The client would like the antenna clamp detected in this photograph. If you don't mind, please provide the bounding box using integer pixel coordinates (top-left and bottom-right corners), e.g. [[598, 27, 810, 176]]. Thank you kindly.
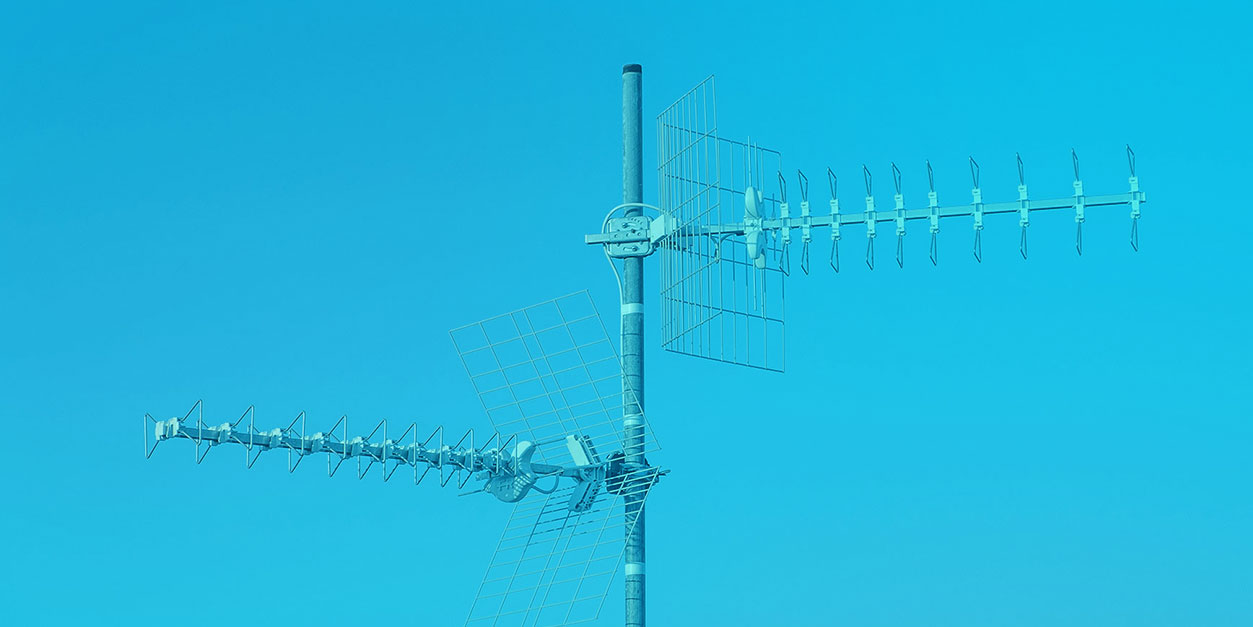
[[603, 216, 654, 257]]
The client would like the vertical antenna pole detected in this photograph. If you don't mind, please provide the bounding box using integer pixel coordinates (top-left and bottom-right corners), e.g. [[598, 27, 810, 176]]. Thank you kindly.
[[621, 62, 647, 627]]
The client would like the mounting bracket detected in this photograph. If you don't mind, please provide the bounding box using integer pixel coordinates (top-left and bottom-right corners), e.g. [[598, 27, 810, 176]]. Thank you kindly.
[[590, 216, 653, 258], [584, 214, 677, 258]]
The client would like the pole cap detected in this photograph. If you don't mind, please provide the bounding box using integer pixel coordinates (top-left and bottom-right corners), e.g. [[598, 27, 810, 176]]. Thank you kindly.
[[622, 63, 642, 74]]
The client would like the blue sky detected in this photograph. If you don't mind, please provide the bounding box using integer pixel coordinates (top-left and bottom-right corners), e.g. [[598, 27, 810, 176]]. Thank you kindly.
[[2, 2, 1250, 625]]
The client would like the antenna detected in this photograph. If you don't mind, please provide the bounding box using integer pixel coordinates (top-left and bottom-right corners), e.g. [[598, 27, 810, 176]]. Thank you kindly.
[[146, 291, 664, 626], [146, 67, 1146, 627], [590, 75, 1147, 375]]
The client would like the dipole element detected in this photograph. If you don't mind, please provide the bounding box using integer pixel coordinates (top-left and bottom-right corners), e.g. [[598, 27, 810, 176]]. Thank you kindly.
[[621, 63, 647, 627]]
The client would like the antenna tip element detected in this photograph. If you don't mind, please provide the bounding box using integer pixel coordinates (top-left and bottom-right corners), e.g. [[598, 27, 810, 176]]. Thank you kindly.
[[622, 63, 642, 74]]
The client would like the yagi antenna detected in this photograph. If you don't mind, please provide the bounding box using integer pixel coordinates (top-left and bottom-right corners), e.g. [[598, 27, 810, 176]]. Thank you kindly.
[[589, 74, 1147, 373], [146, 291, 664, 626]]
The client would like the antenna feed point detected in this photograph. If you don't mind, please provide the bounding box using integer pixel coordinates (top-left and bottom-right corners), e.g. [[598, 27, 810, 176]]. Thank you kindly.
[[485, 440, 538, 503], [744, 186, 768, 269]]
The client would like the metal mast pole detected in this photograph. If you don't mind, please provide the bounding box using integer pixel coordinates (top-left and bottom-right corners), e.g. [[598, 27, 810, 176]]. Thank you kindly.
[[621, 62, 646, 627]]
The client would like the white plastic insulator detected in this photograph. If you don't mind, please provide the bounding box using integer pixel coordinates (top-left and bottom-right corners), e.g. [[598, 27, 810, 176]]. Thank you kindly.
[[1129, 176, 1141, 218], [971, 188, 984, 231], [1018, 184, 1030, 227], [928, 191, 940, 234], [894, 193, 905, 236], [830, 199, 841, 241], [1073, 180, 1086, 223], [800, 200, 812, 242], [780, 201, 791, 244], [864, 195, 876, 238]]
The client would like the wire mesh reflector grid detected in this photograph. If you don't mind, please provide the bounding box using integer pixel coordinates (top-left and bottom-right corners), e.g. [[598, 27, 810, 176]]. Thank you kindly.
[[657, 75, 786, 372], [449, 291, 659, 466], [465, 466, 659, 626]]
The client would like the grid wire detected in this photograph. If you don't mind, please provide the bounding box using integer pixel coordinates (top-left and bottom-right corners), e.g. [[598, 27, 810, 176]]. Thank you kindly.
[[656, 75, 786, 371], [450, 291, 659, 467], [452, 292, 662, 625], [465, 467, 659, 626]]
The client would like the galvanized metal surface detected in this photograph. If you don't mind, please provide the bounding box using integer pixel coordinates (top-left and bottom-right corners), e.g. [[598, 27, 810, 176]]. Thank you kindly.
[[620, 64, 647, 627]]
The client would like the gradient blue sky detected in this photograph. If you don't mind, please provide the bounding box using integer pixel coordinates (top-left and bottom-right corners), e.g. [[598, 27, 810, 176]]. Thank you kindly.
[[2, 2, 1250, 625]]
